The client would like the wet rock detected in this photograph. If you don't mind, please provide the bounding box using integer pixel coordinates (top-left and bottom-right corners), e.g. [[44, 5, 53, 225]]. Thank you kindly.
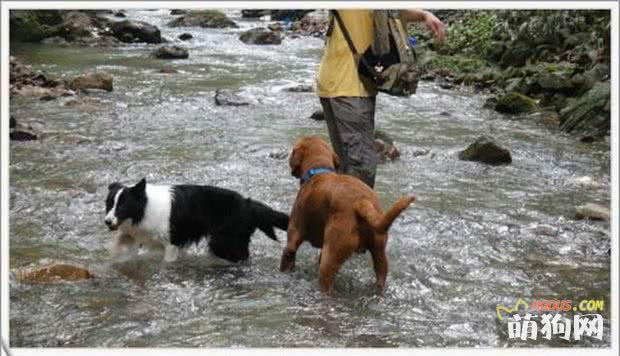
[[13, 260, 93, 283], [153, 45, 189, 59], [178, 32, 193, 41], [309, 110, 324, 121], [167, 10, 237, 28], [458, 136, 512, 165], [290, 10, 330, 37], [110, 19, 162, 43], [62, 134, 93, 144], [41, 36, 69, 45], [40, 95, 56, 101], [284, 84, 313, 93], [10, 116, 17, 129], [114, 11, 126, 18], [214, 89, 250, 106], [269, 150, 288, 160], [58, 11, 95, 39], [267, 22, 284, 32], [494, 92, 537, 114], [559, 81, 610, 137], [158, 65, 179, 74], [10, 131, 38, 141], [580, 136, 595, 143], [69, 72, 113, 92], [375, 130, 400, 162], [239, 27, 282, 45], [170, 9, 188, 16], [64, 97, 102, 112], [574, 203, 610, 222], [241, 10, 270, 18]]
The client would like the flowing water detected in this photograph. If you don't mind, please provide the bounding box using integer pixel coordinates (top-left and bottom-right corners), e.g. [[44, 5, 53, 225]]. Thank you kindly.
[[9, 10, 611, 347]]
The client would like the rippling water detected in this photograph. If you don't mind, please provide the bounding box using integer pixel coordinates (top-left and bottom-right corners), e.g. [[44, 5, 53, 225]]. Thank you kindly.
[[9, 10, 611, 347]]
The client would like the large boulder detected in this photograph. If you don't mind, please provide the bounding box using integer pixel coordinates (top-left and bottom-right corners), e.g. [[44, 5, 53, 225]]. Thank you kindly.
[[494, 92, 537, 114], [110, 19, 162, 43], [13, 260, 93, 283], [458, 136, 512, 165], [239, 27, 282, 45], [214, 89, 250, 106], [153, 45, 189, 59], [167, 10, 237, 28], [559, 81, 610, 137], [69, 72, 113, 92]]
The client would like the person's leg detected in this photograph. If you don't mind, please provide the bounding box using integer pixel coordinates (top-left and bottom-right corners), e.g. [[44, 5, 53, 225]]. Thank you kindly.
[[320, 96, 377, 188]]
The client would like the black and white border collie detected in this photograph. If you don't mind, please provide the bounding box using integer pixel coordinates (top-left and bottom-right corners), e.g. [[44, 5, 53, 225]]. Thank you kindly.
[[104, 178, 289, 263]]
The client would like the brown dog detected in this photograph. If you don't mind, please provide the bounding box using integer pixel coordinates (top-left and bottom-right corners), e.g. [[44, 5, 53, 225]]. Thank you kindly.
[[280, 136, 415, 294]]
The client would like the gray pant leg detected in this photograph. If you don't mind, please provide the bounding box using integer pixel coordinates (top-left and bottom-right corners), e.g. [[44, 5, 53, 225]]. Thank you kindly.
[[320, 96, 377, 188]]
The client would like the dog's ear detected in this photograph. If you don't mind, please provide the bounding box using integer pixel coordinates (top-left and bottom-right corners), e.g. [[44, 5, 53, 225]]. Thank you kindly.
[[289, 147, 302, 178], [108, 182, 121, 191], [332, 151, 340, 170], [134, 178, 147, 192]]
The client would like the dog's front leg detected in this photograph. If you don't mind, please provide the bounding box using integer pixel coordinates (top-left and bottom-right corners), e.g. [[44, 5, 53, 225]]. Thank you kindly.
[[163, 244, 180, 262], [107, 232, 138, 258], [280, 226, 303, 272]]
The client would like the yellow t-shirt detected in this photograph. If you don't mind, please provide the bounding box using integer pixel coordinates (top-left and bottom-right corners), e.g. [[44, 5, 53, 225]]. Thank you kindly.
[[316, 9, 377, 98]]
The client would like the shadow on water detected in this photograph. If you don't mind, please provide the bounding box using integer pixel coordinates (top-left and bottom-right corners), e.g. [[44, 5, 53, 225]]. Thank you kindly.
[[9, 9, 610, 347]]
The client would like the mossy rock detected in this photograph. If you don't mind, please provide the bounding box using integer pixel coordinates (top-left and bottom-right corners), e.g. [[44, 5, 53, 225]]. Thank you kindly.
[[559, 81, 610, 136], [10, 10, 63, 42], [494, 92, 537, 114], [420, 51, 487, 75], [167, 10, 237, 28]]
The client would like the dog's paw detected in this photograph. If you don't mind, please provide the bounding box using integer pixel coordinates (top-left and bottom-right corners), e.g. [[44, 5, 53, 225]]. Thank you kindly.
[[163, 245, 180, 262]]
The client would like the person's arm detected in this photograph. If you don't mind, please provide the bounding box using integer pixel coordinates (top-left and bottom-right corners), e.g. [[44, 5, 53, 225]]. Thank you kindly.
[[399, 9, 446, 43]]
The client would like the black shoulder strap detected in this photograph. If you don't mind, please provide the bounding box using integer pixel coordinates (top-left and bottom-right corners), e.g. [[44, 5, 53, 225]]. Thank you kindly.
[[330, 10, 378, 78], [331, 10, 359, 55]]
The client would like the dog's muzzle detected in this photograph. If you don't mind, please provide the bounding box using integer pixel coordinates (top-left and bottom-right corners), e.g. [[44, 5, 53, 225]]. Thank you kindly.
[[104, 218, 119, 231]]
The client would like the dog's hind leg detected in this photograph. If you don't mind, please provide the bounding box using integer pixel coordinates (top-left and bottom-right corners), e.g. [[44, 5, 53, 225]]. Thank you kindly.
[[280, 226, 303, 272], [318, 244, 352, 295], [208, 227, 253, 263], [370, 248, 388, 293]]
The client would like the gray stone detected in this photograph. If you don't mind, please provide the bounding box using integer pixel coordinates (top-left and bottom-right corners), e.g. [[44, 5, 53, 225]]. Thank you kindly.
[[239, 27, 282, 45], [458, 136, 512, 165], [153, 45, 189, 59]]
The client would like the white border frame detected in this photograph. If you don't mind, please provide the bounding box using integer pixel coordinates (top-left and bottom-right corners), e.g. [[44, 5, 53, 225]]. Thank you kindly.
[[1, 1, 618, 356]]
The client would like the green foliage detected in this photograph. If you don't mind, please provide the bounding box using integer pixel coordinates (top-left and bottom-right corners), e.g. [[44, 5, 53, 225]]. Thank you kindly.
[[441, 11, 499, 57]]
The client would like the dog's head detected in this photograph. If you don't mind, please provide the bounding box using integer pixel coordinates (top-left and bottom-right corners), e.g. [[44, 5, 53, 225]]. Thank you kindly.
[[289, 136, 340, 178], [104, 178, 147, 231]]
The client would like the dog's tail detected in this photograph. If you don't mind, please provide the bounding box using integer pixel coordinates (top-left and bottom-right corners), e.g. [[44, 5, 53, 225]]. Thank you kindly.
[[355, 195, 415, 234], [247, 199, 289, 241]]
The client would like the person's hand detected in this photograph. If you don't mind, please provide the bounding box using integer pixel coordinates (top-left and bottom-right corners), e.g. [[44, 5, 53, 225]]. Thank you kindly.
[[423, 11, 446, 44]]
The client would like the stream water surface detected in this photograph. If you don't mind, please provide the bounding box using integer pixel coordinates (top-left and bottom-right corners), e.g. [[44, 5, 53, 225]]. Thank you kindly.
[[9, 9, 611, 348]]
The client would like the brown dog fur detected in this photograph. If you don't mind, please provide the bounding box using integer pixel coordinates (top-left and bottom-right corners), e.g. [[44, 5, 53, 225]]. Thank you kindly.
[[280, 136, 415, 294]]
